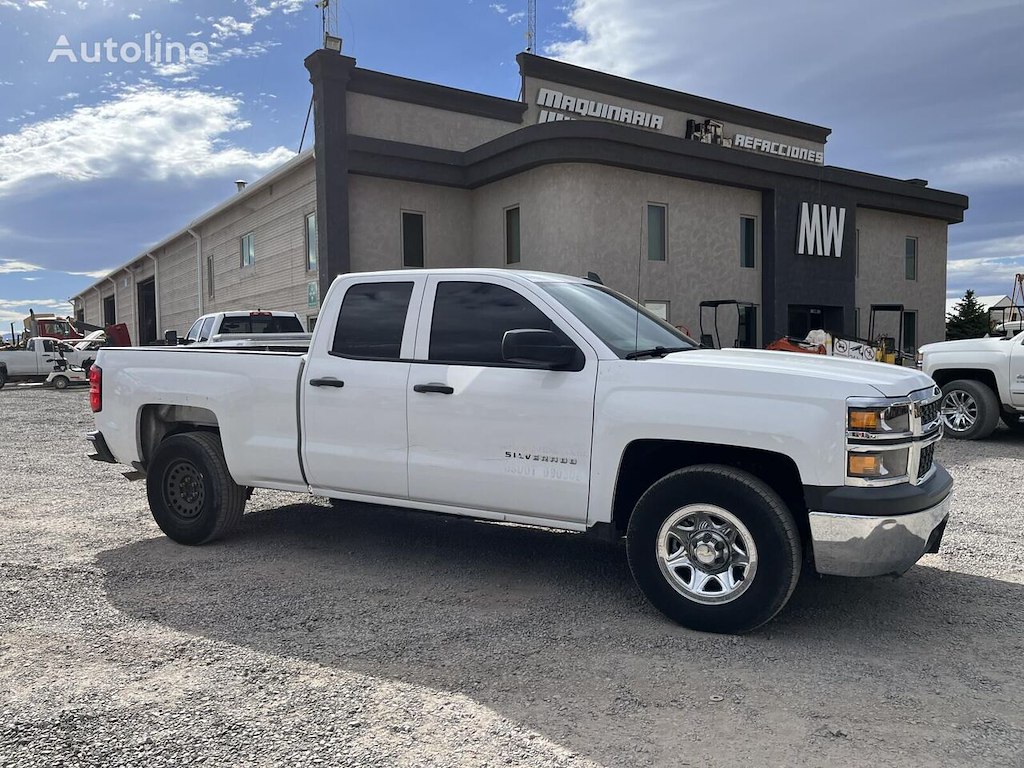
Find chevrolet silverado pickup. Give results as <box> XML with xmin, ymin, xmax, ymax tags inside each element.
<box><xmin>920</xmin><ymin>330</ymin><xmax>1024</xmax><ymax>439</ymax></box>
<box><xmin>88</xmin><ymin>269</ymin><xmax>952</xmax><ymax>633</ymax></box>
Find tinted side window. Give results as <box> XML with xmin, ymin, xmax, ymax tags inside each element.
<box><xmin>429</xmin><ymin>281</ymin><xmax>559</xmax><ymax>365</ymax></box>
<box><xmin>331</xmin><ymin>282</ymin><xmax>414</xmax><ymax>359</ymax></box>
<box><xmin>199</xmin><ymin>317</ymin><xmax>216</xmax><ymax>341</ymax></box>
<box><xmin>186</xmin><ymin>320</ymin><xmax>202</xmax><ymax>341</ymax></box>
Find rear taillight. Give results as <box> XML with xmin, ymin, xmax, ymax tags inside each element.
<box><xmin>89</xmin><ymin>365</ymin><xmax>102</xmax><ymax>412</ymax></box>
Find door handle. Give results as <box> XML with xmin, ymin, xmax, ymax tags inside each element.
<box><xmin>309</xmin><ymin>377</ymin><xmax>345</xmax><ymax>388</ymax></box>
<box><xmin>413</xmin><ymin>383</ymin><xmax>454</xmax><ymax>395</ymax></box>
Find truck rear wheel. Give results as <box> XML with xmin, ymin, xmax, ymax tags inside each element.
<box><xmin>626</xmin><ymin>464</ymin><xmax>801</xmax><ymax>634</ymax></box>
<box><xmin>146</xmin><ymin>432</ymin><xmax>246</xmax><ymax>545</ymax></box>
<box><xmin>940</xmin><ymin>379</ymin><xmax>999</xmax><ymax>440</ymax></box>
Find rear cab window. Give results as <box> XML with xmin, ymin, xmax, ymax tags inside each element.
<box><xmin>220</xmin><ymin>314</ymin><xmax>304</xmax><ymax>335</ymax></box>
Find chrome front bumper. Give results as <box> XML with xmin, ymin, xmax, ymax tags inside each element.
<box><xmin>808</xmin><ymin>492</ymin><xmax>951</xmax><ymax>577</ymax></box>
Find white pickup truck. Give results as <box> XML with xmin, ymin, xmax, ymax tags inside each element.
<box><xmin>88</xmin><ymin>269</ymin><xmax>952</xmax><ymax>633</ymax></box>
<box><xmin>920</xmin><ymin>331</ymin><xmax>1024</xmax><ymax>439</ymax></box>
<box><xmin>0</xmin><ymin>337</ymin><xmax>64</xmax><ymax>388</ymax></box>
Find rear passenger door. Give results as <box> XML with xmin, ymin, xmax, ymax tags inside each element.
<box><xmin>405</xmin><ymin>276</ymin><xmax>597</xmax><ymax>525</ymax></box>
<box><xmin>302</xmin><ymin>277</ymin><xmax>424</xmax><ymax>499</ymax></box>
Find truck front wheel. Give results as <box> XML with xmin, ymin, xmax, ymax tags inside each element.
<box><xmin>940</xmin><ymin>379</ymin><xmax>999</xmax><ymax>440</ymax></box>
<box><xmin>626</xmin><ymin>465</ymin><xmax>802</xmax><ymax>634</ymax></box>
<box><xmin>146</xmin><ymin>432</ymin><xmax>246</xmax><ymax>545</ymax></box>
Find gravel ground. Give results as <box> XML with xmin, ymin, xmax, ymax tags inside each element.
<box><xmin>1</xmin><ymin>385</ymin><xmax>1022</xmax><ymax>767</ymax></box>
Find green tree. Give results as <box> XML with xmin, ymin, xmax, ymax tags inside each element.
<box><xmin>945</xmin><ymin>289</ymin><xmax>992</xmax><ymax>340</ymax></box>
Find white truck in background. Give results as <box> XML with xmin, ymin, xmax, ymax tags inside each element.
<box><xmin>920</xmin><ymin>331</ymin><xmax>1024</xmax><ymax>439</ymax></box>
<box><xmin>181</xmin><ymin>310</ymin><xmax>305</xmax><ymax>345</ymax></box>
<box><xmin>0</xmin><ymin>337</ymin><xmax>65</xmax><ymax>388</ymax></box>
<box><xmin>88</xmin><ymin>269</ymin><xmax>952</xmax><ymax>634</ymax></box>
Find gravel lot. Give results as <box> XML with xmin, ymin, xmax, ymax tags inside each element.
<box><xmin>1</xmin><ymin>385</ymin><xmax>1023</xmax><ymax>767</ymax></box>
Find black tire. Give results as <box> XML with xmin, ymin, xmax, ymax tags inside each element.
<box><xmin>52</xmin><ymin>375</ymin><xmax>69</xmax><ymax>390</ymax></box>
<box><xmin>1001</xmin><ymin>412</ymin><xmax>1024</xmax><ymax>432</ymax></box>
<box><xmin>940</xmin><ymin>379</ymin><xmax>1000</xmax><ymax>440</ymax></box>
<box><xmin>146</xmin><ymin>432</ymin><xmax>246</xmax><ymax>545</ymax></box>
<box><xmin>626</xmin><ymin>464</ymin><xmax>802</xmax><ymax>634</ymax></box>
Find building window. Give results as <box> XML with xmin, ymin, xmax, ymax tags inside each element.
<box><xmin>240</xmin><ymin>232</ymin><xmax>255</xmax><ymax>268</ymax></box>
<box><xmin>905</xmin><ymin>237</ymin><xmax>917</xmax><ymax>280</ymax></box>
<box><xmin>647</xmin><ymin>203</ymin><xmax>666</xmax><ymax>261</ymax></box>
<box><xmin>305</xmin><ymin>213</ymin><xmax>318</xmax><ymax>272</ymax></box>
<box><xmin>740</xmin><ymin>216</ymin><xmax>756</xmax><ymax>268</ymax></box>
<box><xmin>207</xmin><ymin>255</ymin><xmax>215</xmax><ymax>298</ymax></box>
<box><xmin>307</xmin><ymin>315</ymin><xmax>318</xmax><ymax>332</ymax></box>
<box><xmin>505</xmin><ymin>206</ymin><xmax>521</xmax><ymax>265</ymax></box>
<box><xmin>402</xmin><ymin>211</ymin><xmax>425</xmax><ymax>268</ymax></box>
<box><xmin>854</xmin><ymin>307</ymin><xmax>860</xmax><ymax>337</ymax></box>
<box><xmin>644</xmin><ymin>301</ymin><xmax>669</xmax><ymax>321</ymax></box>
<box><xmin>737</xmin><ymin>305</ymin><xmax>758</xmax><ymax>348</ymax></box>
<box><xmin>904</xmin><ymin>310</ymin><xmax>917</xmax><ymax>353</ymax></box>
<box><xmin>76</xmin><ymin>309</ymin><xmax>85</xmax><ymax>323</ymax></box>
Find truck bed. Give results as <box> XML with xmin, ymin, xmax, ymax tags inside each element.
<box><xmin>96</xmin><ymin>346</ymin><xmax>307</xmax><ymax>491</ymax></box>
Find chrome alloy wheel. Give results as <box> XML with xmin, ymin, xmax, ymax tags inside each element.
<box><xmin>656</xmin><ymin>504</ymin><xmax>758</xmax><ymax>604</ymax></box>
<box><xmin>164</xmin><ymin>459</ymin><xmax>206</xmax><ymax>520</ymax></box>
<box><xmin>941</xmin><ymin>389</ymin><xmax>978</xmax><ymax>433</ymax></box>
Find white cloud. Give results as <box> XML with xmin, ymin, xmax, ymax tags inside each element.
<box><xmin>58</xmin><ymin>91</ymin><xmax>80</xmax><ymax>101</ymax></box>
<box><xmin>0</xmin><ymin>259</ymin><xmax>44</xmax><ymax>275</ymax></box>
<box><xmin>489</xmin><ymin>3</ymin><xmax>508</xmax><ymax>14</ymax></box>
<box><xmin>507</xmin><ymin>11</ymin><xmax>525</xmax><ymax>23</ymax></box>
<box><xmin>0</xmin><ymin>0</ymin><xmax>51</xmax><ymax>10</ymax></box>
<box><xmin>210</xmin><ymin>15</ymin><xmax>254</xmax><ymax>40</ymax></box>
<box><xmin>22</xmin><ymin>276</ymin><xmax>41</xmax><ymax>281</ymax></box>
<box><xmin>0</xmin><ymin>86</ymin><xmax>295</xmax><ymax>197</ymax></box>
<box><xmin>127</xmin><ymin>11</ymin><xmax>140</xmax><ymax>20</ymax></box>
<box><xmin>245</xmin><ymin>0</ymin><xmax>305</xmax><ymax>18</ymax></box>
<box><xmin>67</xmin><ymin>268</ymin><xmax>112</xmax><ymax>279</ymax></box>
<box><xmin>0</xmin><ymin>298</ymin><xmax>72</xmax><ymax>328</ymax></box>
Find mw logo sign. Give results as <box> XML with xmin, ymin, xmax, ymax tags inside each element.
<box><xmin>797</xmin><ymin>202</ymin><xmax>846</xmax><ymax>258</ymax></box>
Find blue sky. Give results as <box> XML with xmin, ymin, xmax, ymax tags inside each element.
<box><xmin>1</xmin><ymin>0</ymin><xmax>1022</xmax><ymax>335</ymax></box>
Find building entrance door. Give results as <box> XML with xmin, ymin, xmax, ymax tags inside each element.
<box><xmin>788</xmin><ymin>304</ymin><xmax>844</xmax><ymax>338</ymax></box>
<box><xmin>137</xmin><ymin>278</ymin><xmax>157</xmax><ymax>345</ymax></box>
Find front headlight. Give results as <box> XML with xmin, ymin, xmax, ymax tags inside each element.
<box><xmin>847</xmin><ymin>448</ymin><xmax>910</xmax><ymax>479</ymax></box>
<box><xmin>848</xmin><ymin>403</ymin><xmax>912</xmax><ymax>436</ymax></box>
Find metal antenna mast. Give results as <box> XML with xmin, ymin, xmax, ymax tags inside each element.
<box><xmin>526</xmin><ymin>0</ymin><xmax>536</xmax><ymax>52</ymax></box>
<box><xmin>316</xmin><ymin>0</ymin><xmax>339</xmax><ymax>45</ymax></box>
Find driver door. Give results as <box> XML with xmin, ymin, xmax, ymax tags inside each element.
<box><xmin>405</xmin><ymin>275</ymin><xmax>597</xmax><ymax>525</ymax></box>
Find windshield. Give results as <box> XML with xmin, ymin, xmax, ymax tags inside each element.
<box><xmin>539</xmin><ymin>281</ymin><xmax>698</xmax><ymax>358</ymax></box>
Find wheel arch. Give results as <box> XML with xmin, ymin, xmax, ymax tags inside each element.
<box><xmin>930</xmin><ymin>368</ymin><xmax>1000</xmax><ymax>399</ymax></box>
<box><xmin>138</xmin><ymin>404</ymin><xmax>221</xmax><ymax>468</ymax></box>
<box><xmin>611</xmin><ymin>439</ymin><xmax>808</xmax><ymax>538</ymax></box>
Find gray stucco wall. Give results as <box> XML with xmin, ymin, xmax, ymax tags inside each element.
<box><xmin>347</xmin><ymin>93</ymin><xmax>519</xmax><ymax>151</ymax></box>
<box><xmin>472</xmin><ymin>163</ymin><xmax>763</xmax><ymax>343</ymax></box>
<box><xmin>855</xmin><ymin>207</ymin><xmax>948</xmax><ymax>349</ymax></box>
<box><xmin>348</xmin><ymin>175</ymin><xmax>474</xmax><ymax>272</ymax></box>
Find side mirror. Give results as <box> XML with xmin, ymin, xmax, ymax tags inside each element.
<box><xmin>502</xmin><ymin>329</ymin><xmax>576</xmax><ymax>368</ymax></box>
<box><xmin>163</xmin><ymin>330</ymin><xmax>179</xmax><ymax>346</ymax></box>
